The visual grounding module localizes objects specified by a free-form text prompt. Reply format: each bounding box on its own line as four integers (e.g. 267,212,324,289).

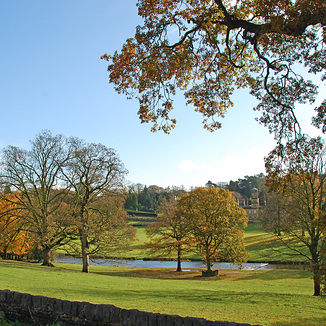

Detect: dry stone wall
0,289,259,326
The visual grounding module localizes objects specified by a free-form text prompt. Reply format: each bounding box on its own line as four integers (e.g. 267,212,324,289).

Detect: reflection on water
55,256,306,270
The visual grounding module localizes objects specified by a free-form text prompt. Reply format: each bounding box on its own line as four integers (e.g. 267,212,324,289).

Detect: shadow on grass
90,268,207,280
270,316,326,326
89,266,310,282
234,269,310,281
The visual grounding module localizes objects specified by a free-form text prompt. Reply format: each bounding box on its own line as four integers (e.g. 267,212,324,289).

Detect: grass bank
0,260,324,326
123,222,308,263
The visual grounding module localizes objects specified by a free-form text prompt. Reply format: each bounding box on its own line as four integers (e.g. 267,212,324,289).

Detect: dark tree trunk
176,244,182,272
79,203,90,273
313,278,321,296
311,237,321,296
41,247,53,266
81,227,89,273
205,244,212,272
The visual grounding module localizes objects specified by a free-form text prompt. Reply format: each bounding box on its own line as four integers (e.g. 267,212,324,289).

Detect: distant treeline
125,173,267,213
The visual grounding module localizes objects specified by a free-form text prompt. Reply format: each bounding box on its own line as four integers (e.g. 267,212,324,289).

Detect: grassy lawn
243,223,308,263
0,260,324,326
121,222,308,263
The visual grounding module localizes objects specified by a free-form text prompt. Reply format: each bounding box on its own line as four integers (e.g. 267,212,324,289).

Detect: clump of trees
263,136,326,296
206,173,267,207
144,187,248,274
124,184,187,213
0,130,134,273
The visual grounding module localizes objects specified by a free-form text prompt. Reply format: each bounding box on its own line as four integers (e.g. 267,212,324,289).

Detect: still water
55,256,305,270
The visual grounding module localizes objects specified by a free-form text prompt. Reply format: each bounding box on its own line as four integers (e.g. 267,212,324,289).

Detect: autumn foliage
0,193,32,258
144,187,249,273
265,136,326,296
103,0,325,143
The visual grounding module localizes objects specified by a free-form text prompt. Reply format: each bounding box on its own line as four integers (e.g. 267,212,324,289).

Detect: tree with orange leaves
103,0,325,146
0,192,32,259
0,130,74,266
179,187,248,275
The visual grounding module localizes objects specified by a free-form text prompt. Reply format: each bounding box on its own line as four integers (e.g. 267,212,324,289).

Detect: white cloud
175,146,270,188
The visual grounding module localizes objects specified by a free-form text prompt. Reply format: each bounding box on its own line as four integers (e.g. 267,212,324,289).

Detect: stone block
157,313,168,326
32,295,42,311
77,301,87,319
184,316,195,326
136,311,149,326
173,315,184,326
110,305,120,324
95,304,111,322
70,301,79,317
40,296,48,311
0,290,9,303
62,300,72,316
22,293,33,309
6,291,14,304
193,318,208,326
84,302,96,321
13,292,22,306
54,298,63,314
120,308,129,326
148,312,159,326
128,309,140,325
165,314,177,326
45,297,56,313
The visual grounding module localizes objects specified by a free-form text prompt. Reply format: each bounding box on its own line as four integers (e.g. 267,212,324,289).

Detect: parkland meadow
125,221,309,263
0,260,324,326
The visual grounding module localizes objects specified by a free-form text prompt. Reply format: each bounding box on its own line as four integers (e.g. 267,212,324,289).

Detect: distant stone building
232,188,260,221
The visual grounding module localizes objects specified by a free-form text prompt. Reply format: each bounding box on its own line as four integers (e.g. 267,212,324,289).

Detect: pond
55,256,306,270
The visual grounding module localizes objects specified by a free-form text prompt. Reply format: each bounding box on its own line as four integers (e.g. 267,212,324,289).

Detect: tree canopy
103,0,325,143
179,187,248,272
0,131,133,270
143,199,193,271
265,136,326,296
0,130,73,266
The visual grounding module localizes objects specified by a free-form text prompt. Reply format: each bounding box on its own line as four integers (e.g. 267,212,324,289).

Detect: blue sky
0,1,324,189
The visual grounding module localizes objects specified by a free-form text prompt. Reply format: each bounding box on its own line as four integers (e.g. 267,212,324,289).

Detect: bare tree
265,136,326,296
0,130,73,266
63,138,130,273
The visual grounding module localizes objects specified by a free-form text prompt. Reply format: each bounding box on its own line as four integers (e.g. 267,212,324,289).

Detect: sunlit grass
0,260,324,326
121,222,308,263
56,222,309,263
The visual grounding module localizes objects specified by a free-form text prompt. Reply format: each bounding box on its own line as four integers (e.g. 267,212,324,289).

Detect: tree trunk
82,253,89,273
311,238,321,296
176,244,182,272
41,247,53,266
313,278,321,296
81,228,89,273
206,246,211,272
277,207,281,236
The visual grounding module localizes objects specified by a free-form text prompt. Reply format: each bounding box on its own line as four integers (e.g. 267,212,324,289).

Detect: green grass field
0,260,324,326
123,222,308,263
